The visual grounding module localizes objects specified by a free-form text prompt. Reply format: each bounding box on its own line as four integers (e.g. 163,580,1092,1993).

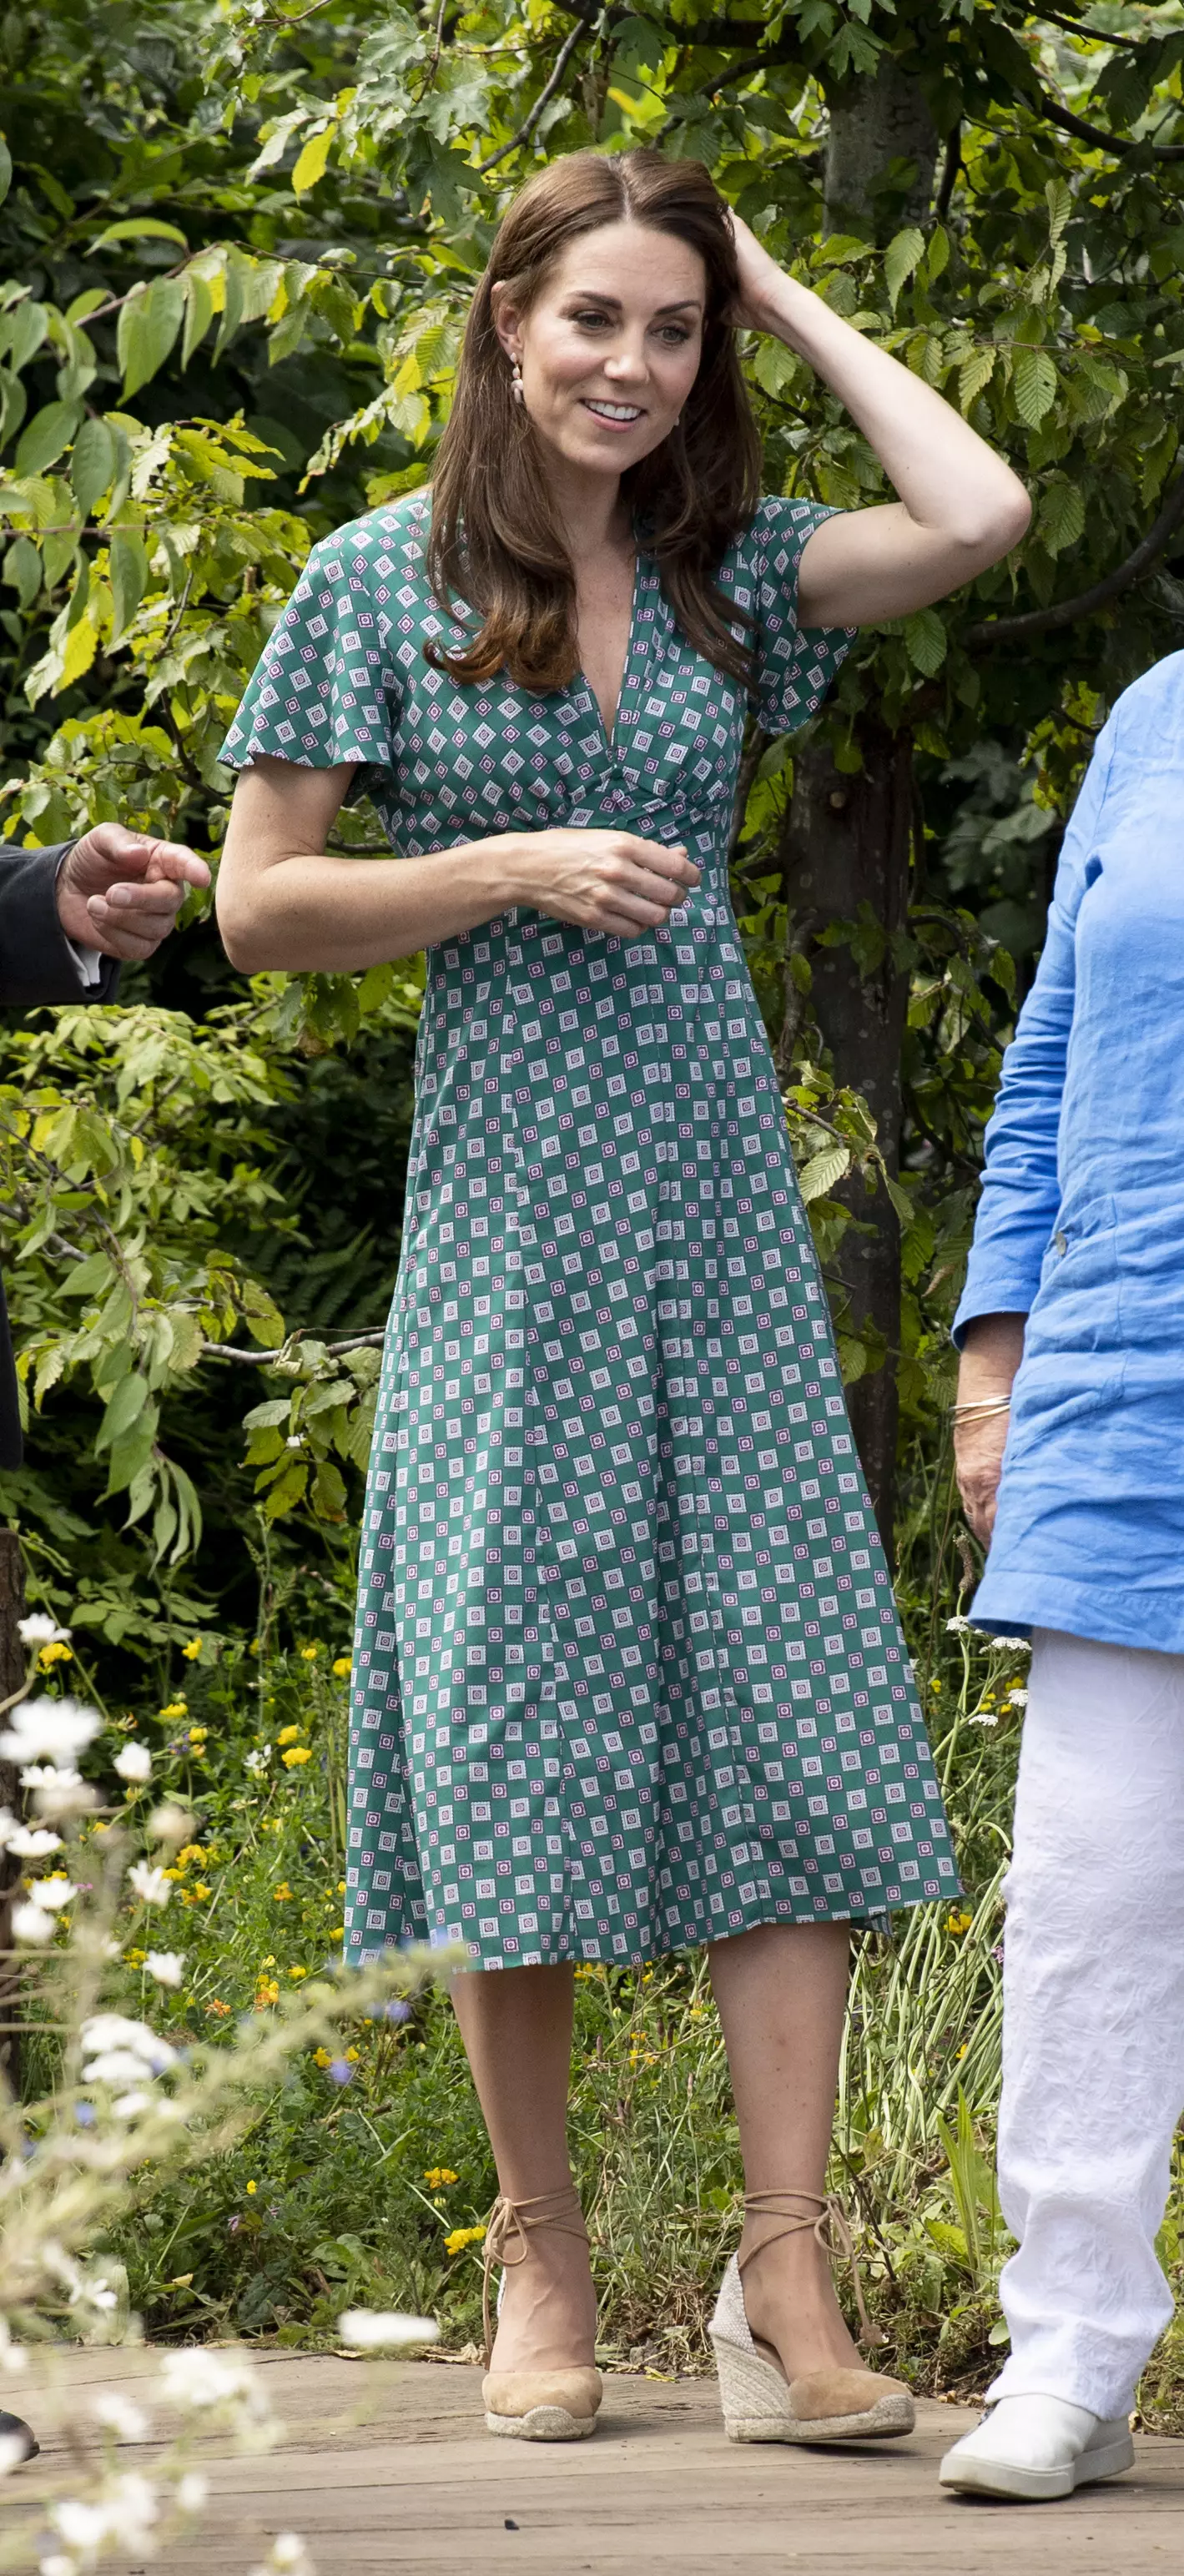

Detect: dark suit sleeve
0,842,120,1008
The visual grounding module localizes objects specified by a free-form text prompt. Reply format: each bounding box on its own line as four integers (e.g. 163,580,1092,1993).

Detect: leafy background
6,0,1184,2412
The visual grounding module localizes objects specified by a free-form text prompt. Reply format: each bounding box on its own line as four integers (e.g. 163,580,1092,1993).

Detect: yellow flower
288,1965,307,1981
337,1879,346,1894
260,1955,276,1968
206,1999,230,2019
273,1883,293,1902
254,1978,280,2007
123,1947,146,1968
314,2047,331,2068
177,1845,207,1870
330,1925,345,1940
424,2168,458,2190
188,1727,208,1747
182,1882,212,1904
277,1725,301,1747
946,1909,974,1937
332,1656,351,1678
249,1639,260,1655
38,1640,73,1669
299,1643,320,1662
444,2224,487,2257
345,2045,360,2063
930,1678,942,1694
169,2273,194,2290
159,1699,188,1721
281,1747,312,1769
245,2180,257,2196
182,1639,203,1662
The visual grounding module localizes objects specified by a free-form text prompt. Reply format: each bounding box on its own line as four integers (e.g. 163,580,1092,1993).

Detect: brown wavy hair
426,149,763,693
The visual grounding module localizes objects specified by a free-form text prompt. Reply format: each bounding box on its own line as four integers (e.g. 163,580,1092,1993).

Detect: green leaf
0,135,11,209
1045,177,1071,246
88,219,189,254
0,302,48,374
117,277,184,400
3,534,42,611
71,416,118,521
108,530,149,641
958,345,995,415
902,606,947,676
1012,345,1058,430
96,1371,149,1456
14,400,82,479
884,225,925,313
291,122,337,196
798,1144,850,1203
1037,475,1085,557
181,268,216,370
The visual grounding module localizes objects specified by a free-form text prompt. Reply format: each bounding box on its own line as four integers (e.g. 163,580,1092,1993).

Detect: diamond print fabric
220,489,958,1967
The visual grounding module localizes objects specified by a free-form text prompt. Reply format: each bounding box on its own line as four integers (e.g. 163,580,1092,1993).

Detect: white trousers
989,1627,1184,2418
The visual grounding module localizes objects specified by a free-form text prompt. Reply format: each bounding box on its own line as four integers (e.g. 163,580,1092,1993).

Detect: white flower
5,1826,63,1858
176,2472,208,2515
244,1746,271,1774
159,2349,259,2412
86,2051,153,2085
0,2428,32,2479
970,1710,1000,1729
0,1694,99,1763
92,2392,149,2443
81,2014,178,2076
1008,1686,1029,1708
148,1803,194,1845
114,1743,152,1784
253,2538,314,2576
0,2321,27,2377
945,1614,970,1634
128,1862,173,1908
337,2308,439,2350
11,1902,53,1944
22,1764,94,1819
113,2090,152,2119
28,1874,77,1911
52,2473,158,2554
144,1950,184,1989
18,1614,70,1645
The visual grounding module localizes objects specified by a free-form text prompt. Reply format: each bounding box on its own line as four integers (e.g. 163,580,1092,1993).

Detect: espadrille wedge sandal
708,2190,914,2445
481,2186,602,2443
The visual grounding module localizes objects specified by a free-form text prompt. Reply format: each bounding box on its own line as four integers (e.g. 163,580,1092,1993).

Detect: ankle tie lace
481,2184,590,2366
739,2187,887,2351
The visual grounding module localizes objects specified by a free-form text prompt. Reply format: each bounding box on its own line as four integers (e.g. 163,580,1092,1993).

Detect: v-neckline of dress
574,546,648,766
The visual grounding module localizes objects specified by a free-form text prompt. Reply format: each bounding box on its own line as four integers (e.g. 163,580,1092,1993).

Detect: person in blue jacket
939,653,1184,2504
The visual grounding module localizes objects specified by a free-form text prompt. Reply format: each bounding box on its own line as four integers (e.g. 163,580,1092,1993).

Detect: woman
216,148,1027,2448
942,654,1184,2503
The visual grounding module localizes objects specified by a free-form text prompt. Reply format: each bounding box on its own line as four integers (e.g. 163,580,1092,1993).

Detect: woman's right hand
953,1312,1026,1547
508,828,701,941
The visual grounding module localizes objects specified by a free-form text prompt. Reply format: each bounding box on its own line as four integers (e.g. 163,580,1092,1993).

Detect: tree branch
935,122,962,221
1033,83,1184,159
965,465,1184,647
1036,8,1152,53
201,1331,385,1363
476,15,592,176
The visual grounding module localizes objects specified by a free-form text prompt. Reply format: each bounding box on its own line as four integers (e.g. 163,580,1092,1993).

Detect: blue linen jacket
953,652,1184,1653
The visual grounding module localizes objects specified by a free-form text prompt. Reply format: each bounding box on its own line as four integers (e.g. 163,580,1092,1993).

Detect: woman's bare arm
954,1311,1026,1547
215,757,700,970
728,215,1031,628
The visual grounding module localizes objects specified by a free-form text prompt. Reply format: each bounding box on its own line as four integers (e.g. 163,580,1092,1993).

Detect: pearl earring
510,355,524,405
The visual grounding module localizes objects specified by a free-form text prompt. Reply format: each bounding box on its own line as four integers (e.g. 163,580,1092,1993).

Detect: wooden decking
8,2348,1184,2573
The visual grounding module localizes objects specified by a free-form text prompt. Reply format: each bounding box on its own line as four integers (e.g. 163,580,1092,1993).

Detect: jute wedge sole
939,2419,1134,2503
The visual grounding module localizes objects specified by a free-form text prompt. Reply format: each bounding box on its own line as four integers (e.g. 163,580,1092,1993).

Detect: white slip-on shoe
939,2392,1135,2502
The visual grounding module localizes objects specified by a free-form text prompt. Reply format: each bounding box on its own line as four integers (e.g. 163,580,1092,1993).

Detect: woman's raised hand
511,828,701,942
727,209,786,335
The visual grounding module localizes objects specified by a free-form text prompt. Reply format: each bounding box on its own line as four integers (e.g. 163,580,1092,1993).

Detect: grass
26,1509,1184,2429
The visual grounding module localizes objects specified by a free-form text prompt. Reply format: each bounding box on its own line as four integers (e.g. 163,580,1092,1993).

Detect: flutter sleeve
746,496,856,735
952,711,1119,1346
217,516,402,782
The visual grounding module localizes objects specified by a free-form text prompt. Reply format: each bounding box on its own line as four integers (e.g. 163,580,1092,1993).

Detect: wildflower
425,2168,458,2189
148,1803,194,1845
144,1951,185,1989
3,1824,62,1858
176,1845,208,1870
75,2103,97,2126
114,1742,152,1784
28,1874,77,1912
1008,1686,1029,1708
288,1965,307,1980
313,2047,331,2069
946,1909,974,1938
37,1640,73,1669
128,1863,173,1908
327,2058,354,2086
929,1678,942,1694
51,2472,159,2555
274,1883,293,1902
332,1656,351,1678
384,1999,411,2024
337,2309,439,2349
18,1613,70,1646
181,1638,203,1662
299,1643,320,1661
945,1614,970,1635
246,2180,258,2196
254,2537,315,2576
181,1881,212,1904
177,2473,209,2514
330,1924,345,1940
187,1726,208,1747
11,1901,53,1944
159,1699,188,1722
282,1746,312,1769
444,2224,487,2257
244,1746,271,1774
0,1694,99,1764
255,1978,280,2008
82,2014,178,2077
277,1725,301,1747
206,1998,231,2018
92,2390,149,2443
159,2349,261,2412
123,1948,146,1968
260,1955,276,1967
337,1879,346,1894
970,1707,1000,1730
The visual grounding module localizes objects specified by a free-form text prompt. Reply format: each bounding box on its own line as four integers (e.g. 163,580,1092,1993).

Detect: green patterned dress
220,488,957,1969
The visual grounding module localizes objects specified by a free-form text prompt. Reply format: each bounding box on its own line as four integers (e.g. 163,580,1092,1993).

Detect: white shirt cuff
63,938,103,988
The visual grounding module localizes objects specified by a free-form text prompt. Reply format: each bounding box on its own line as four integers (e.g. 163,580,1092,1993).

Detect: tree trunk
780,721,913,1545
0,1531,25,2096
824,53,940,239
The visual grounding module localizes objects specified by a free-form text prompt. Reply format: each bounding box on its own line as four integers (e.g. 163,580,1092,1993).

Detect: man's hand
55,824,210,963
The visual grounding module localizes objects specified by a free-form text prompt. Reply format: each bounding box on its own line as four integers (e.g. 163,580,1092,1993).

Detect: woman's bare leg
450,1962,597,2372
708,1920,864,2379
